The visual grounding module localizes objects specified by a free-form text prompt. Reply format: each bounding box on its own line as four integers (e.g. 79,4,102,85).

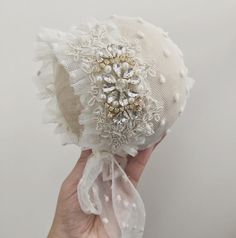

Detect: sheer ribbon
77,151,145,238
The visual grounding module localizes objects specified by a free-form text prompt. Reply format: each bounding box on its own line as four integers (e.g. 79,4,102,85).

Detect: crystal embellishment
93,44,146,124
65,33,163,154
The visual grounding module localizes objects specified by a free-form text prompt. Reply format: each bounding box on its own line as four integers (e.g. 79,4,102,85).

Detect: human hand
48,135,166,238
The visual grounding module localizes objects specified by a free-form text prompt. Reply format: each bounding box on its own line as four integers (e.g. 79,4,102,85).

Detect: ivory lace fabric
78,151,145,237
34,16,194,238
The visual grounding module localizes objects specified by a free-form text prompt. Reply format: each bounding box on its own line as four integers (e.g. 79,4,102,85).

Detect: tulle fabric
34,16,195,238
78,151,145,238
35,24,146,238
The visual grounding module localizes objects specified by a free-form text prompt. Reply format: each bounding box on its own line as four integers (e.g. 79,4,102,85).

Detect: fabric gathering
34,15,194,238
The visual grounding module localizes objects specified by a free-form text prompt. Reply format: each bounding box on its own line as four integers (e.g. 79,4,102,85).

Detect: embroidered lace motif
65,23,163,154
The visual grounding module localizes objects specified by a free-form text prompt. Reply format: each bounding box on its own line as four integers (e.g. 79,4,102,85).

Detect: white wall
0,0,236,237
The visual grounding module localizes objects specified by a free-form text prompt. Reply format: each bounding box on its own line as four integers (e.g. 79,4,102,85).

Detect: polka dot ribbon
77,151,146,238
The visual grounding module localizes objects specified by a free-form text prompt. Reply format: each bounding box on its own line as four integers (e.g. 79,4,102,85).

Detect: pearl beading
65,24,163,154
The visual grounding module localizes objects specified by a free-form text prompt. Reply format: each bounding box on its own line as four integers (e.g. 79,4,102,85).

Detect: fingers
125,133,167,186
62,131,167,189
64,149,93,186
125,145,155,186
56,150,94,222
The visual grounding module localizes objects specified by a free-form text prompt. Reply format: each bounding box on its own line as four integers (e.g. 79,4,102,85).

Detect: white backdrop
0,0,236,237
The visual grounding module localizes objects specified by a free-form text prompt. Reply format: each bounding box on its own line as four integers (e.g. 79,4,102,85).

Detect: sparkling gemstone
123,68,134,78
113,113,128,125
107,95,115,103
113,63,122,77
121,117,128,123
123,110,130,119
116,78,127,91
107,96,115,103
107,44,117,57
128,91,138,98
94,44,148,121
103,86,115,93
103,75,116,84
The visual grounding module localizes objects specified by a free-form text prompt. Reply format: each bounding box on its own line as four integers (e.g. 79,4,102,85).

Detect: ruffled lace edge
34,23,195,157
34,23,144,157
34,27,81,147
33,26,137,156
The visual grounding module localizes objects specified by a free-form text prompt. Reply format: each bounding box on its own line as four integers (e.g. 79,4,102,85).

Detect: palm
48,136,164,238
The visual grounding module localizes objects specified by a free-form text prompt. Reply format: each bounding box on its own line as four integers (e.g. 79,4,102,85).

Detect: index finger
125,133,167,186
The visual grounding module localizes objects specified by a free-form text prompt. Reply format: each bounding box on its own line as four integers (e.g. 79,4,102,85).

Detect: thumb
64,149,92,186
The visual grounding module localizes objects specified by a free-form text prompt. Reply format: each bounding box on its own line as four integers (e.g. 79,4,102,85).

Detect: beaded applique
65,23,163,154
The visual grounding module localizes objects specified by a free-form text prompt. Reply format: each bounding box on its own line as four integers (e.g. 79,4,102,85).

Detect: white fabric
78,151,145,238
34,15,194,238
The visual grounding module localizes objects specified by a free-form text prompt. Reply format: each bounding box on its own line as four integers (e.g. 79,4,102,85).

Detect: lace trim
34,43,79,146
35,20,163,156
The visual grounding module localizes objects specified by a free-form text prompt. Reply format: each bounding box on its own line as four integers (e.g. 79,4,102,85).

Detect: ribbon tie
77,151,145,238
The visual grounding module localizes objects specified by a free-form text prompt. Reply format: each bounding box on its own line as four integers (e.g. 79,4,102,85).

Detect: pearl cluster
93,44,146,122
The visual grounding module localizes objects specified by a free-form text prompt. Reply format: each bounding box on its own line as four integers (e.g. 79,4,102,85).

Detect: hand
48,135,165,238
